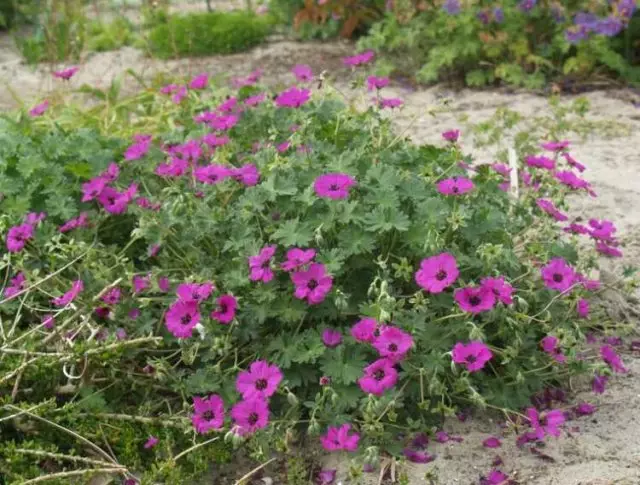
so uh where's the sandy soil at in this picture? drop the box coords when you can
[1,29,640,485]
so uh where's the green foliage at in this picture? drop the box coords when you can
[146,11,273,59]
[86,17,136,52]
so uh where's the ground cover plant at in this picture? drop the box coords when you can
[0,57,632,484]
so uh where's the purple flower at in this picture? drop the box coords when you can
[493,7,504,23]
[53,66,78,80]
[217,97,238,113]
[452,341,493,372]
[564,223,589,235]
[437,177,474,195]
[244,92,266,107]
[128,308,140,320]
[577,298,589,318]
[541,258,576,292]
[275,86,311,108]
[281,248,316,271]
[574,402,596,416]
[133,274,150,294]
[101,287,122,306]
[442,129,460,142]
[231,163,260,186]
[541,140,570,152]
[176,282,214,303]
[403,448,435,463]
[594,16,624,37]
[314,173,356,199]
[415,252,459,294]
[526,155,556,170]
[172,86,188,104]
[292,263,333,305]
[480,276,514,305]
[595,241,623,258]
[592,373,608,394]
[555,170,591,191]
[442,0,460,15]
[541,336,566,363]
[165,301,200,339]
[59,213,89,233]
[4,272,26,299]
[236,361,283,400]
[52,280,84,307]
[192,395,225,433]
[483,437,502,448]
[249,245,277,283]
[518,0,536,13]
[320,424,360,452]
[562,153,586,172]
[322,329,342,348]
[351,317,378,343]
[600,344,628,373]
[358,358,398,395]
[343,51,374,67]
[317,469,337,485]
[194,164,231,185]
[211,294,237,324]
[42,314,55,329]
[144,436,159,449]
[189,73,208,90]
[481,469,509,485]
[292,64,313,82]
[231,397,270,435]
[454,286,496,314]
[373,326,413,360]
[588,219,617,241]
[6,223,34,253]
[377,97,403,109]
[527,407,565,440]
[367,76,389,91]
[29,100,49,117]
[536,199,568,222]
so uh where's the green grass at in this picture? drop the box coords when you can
[146,11,273,59]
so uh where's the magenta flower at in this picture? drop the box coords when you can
[201,133,230,149]
[231,397,269,435]
[97,184,137,214]
[351,317,378,343]
[217,97,238,113]
[577,298,589,318]
[574,402,596,416]
[481,469,509,485]
[541,336,566,363]
[541,140,570,152]
[6,223,34,253]
[165,301,200,339]
[124,136,151,161]
[24,212,46,225]
[526,407,565,440]
[491,163,511,177]
[415,252,459,294]
[373,326,413,360]
[313,173,356,199]
[53,66,78,80]
[276,141,291,153]
[275,86,311,108]
[377,97,403,109]
[292,263,333,304]
[442,129,460,142]
[592,373,608,394]
[177,282,214,303]
[562,152,586,172]
[588,219,617,241]
[194,164,231,185]
[358,358,398,395]
[143,436,159,449]
[320,424,360,452]
[343,50,374,67]
[211,294,237,324]
[155,158,188,178]
[536,198,568,221]
[172,86,188,104]
[317,469,337,485]
[192,395,225,433]
[322,329,342,348]
[403,448,435,464]
[564,223,589,235]
[157,276,170,292]
[526,155,555,170]
[244,92,266,107]
[42,314,55,329]
[136,197,161,211]
[437,177,474,195]
[482,437,502,448]
[480,276,514,305]
[248,245,277,283]
[236,360,283,400]
[29,100,49,117]
[555,170,590,191]
[160,83,179,95]
[52,280,84,307]
[189,73,209,90]
[595,241,623,258]
[281,248,316,271]
[4,272,26,299]
[101,287,122,305]
[81,177,107,202]
[292,64,313,82]
[128,308,140,320]
[454,286,496,314]
[367,75,389,90]
[210,114,239,131]
[600,344,628,373]
[230,163,260,186]
[132,274,150,294]
[435,430,462,443]
[452,341,493,372]
[540,258,576,292]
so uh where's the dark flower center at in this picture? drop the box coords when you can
[248,412,259,425]
[374,369,386,381]
[435,270,447,281]
[388,343,398,352]
[181,314,192,325]
[469,296,481,306]
[308,280,318,290]
[329,184,339,191]
[373,328,381,338]
[552,273,563,282]
[107,196,116,205]
[15,234,24,241]
[466,355,477,363]
[219,303,228,313]
[255,378,268,390]
[192,291,201,300]
[261,260,270,268]
[202,410,214,421]
[452,186,459,193]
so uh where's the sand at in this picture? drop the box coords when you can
[1,27,640,485]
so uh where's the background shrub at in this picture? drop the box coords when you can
[146,11,273,59]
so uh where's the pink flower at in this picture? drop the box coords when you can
[577,298,589,318]
[562,152,586,172]
[6,223,34,253]
[403,448,435,463]
[160,83,180,95]
[595,241,623,258]
[4,272,26,299]
[314,173,356,199]
[231,397,269,435]
[455,286,496,313]
[564,223,589,235]
[481,469,509,485]
[526,155,556,170]
[244,93,266,107]
[29,100,49,117]
[540,258,575,292]
[541,140,570,152]
[377,97,403,109]
[343,51,374,67]
[588,219,617,241]
[211,294,237,324]
[236,360,283,400]
[574,402,596,416]
[482,437,502,448]
[165,301,200,339]
[53,66,78,80]
[144,436,159,449]
[351,317,378,343]
[442,129,460,142]
[232,69,263,88]
[373,326,413,360]
[52,280,84,307]
[592,373,608,394]
[128,308,140,320]
[177,282,214,303]
[124,136,152,161]
[172,86,188,104]
[189,73,209,90]
[317,469,337,485]
[526,407,565,440]
[157,276,170,292]
[81,177,107,202]
[97,184,137,214]
[536,198,568,221]
[554,170,590,191]
[358,358,398,395]
[281,248,316,271]
[491,163,511,176]
[322,329,342,348]
[320,424,360,452]
[541,336,566,363]
[101,287,122,305]
[452,341,493,372]
[194,164,231,185]
[42,314,55,329]
[217,97,238,113]
[155,158,188,178]
[415,252,459,293]
[276,141,290,153]
[211,114,239,131]
[437,177,474,195]
[292,64,313,82]
[132,274,150,294]
[292,263,333,304]
[367,75,389,90]
[59,212,89,233]
[192,395,225,433]
[201,133,230,149]
[249,245,277,283]
[480,276,514,305]
[275,86,311,108]
[231,163,260,186]
[600,344,628,373]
